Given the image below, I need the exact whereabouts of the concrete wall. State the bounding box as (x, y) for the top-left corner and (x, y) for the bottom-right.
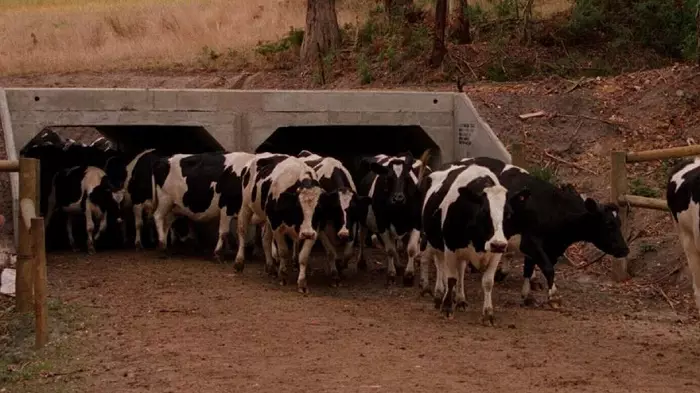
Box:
(4, 88), (509, 164)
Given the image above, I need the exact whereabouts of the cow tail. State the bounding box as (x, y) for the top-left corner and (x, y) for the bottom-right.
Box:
(417, 149), (432, 184)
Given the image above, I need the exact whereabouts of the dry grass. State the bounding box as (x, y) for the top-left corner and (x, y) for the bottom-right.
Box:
(0, 0), (573, 76)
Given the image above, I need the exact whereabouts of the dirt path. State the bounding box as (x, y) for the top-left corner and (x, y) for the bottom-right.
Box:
(5, 249), (697, 393)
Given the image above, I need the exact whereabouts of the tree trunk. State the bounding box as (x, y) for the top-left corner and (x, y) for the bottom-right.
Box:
(454, 0), (471, 44)
(431, 0), (449, 67)
(300, 0), (341, 64)
(696, 0), (700, 67)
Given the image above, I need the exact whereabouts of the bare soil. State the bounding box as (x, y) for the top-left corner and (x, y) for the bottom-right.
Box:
(3, 249), (700, 393)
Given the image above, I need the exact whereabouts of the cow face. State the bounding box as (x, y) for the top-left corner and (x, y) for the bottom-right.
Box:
(318, 188), (372, 241)
(370, 155), (417, 207)
(583, 198), (630, 258)
(277, 178), (325, 241)
(460, 183), (531, 253)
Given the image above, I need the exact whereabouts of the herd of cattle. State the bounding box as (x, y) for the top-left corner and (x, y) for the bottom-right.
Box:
(19, 128), (638, 324)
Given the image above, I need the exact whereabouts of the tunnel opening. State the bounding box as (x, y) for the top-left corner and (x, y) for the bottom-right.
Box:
(256, 125), (442, 170)
(20, 125), (224, 253)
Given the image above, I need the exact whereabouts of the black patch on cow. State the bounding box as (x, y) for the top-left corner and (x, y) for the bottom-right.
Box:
(178, 153), (227, 214)
(53, 166), (88, 209)
(152, 157), (171, 188)
(217, 162), (246, 216)
(127, 150), (164, 205)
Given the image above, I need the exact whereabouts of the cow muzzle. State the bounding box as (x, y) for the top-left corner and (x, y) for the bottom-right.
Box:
(337, 228), (350, 240)
(390, 193), (406, 205)
(299, 229), (317, 241)
(488, 240), (508, 254)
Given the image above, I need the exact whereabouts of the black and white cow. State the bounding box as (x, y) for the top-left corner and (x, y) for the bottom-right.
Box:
(45, 166), (125, 254)
(436, 156), (630, 307)
(19, 129), (65, 155)
(89, 136), (116, 152)
(420, 162), (531, 323)
(666, 157), (700, 316)
(355, 152), (430, 286)
(233, 153), (329, 293)
(293, 150), (371, 284)
(151, 151), (255, 260)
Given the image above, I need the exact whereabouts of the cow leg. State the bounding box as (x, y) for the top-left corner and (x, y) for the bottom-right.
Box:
(233, 206), (254, 272)
(357, 226), (368, 271)
(93, 213), (108, 242)
(521, 258), (537, 307)
(454, 258), (468, 311)
(433, 249), (446, 309)
(679, 228), (700, 316)
(480, 253), (503, 326)
(379, 231), (399, 286)
(292, 238), (300, 270)
(272, 231), (290, 286)
(214, 212), (233, 263)
(296, 237), (315, 294)
(261, 223), (276, 276)
(419, 244), (435, 297)
(521, 237), (559, 308)
(340, 239), (354, 276)
(318, 230), (340, 287)
(153, 195), (174, 251)
(65, 215), (78, 252)
(133, 204), (145, 250)
(403, 229), (421, 287)
(440, 250), (459, 319)
(85, 208), (97, 255)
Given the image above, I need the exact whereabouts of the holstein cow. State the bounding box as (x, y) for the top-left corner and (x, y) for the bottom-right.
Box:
(233, 153), (328, 293)
(45, 166), (125, 254)
(89, 136), (116, 152)
(441, 156), (629, 307)
(151, 151), (255, 260)
(355, 151), (430, 286)
(294, 150), (371, 284)
(420, 162), (531, 323)
(666, 157), (700, 316)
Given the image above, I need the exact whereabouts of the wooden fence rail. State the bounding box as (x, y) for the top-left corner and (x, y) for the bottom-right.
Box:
(610, 145), (700, 281)
(0, 158), (46, 349)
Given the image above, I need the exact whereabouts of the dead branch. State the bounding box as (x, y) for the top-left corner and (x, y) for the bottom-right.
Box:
(578, 230), (642, 269)
(564, 77), (590, 93)
(655, 285), (677, 313)
(518, 110), (546, 120)
(543, 150), (598, 175)
(555, 113), (622, 126)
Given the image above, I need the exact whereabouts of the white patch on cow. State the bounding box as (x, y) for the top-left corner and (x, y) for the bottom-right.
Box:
(671, 158), (700, 192)
(338, 189), (353, 233)
(503, 164), (528, 174)
(314, 157), (357, 191)
(674, 194), (700, 316)
(612, 211), (617, 218)
(392, 164), (403, 178)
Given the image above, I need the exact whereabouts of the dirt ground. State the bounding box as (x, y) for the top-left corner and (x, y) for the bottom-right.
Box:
(2, 64), (700, 392)
(2, 247), (700, 393)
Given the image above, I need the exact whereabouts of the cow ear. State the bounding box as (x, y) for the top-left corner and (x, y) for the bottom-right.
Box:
(584, 197), (599, 213)
(458, 186), (484, 205)
(369, 162), (389, 175)
(276, 191), (298, 211)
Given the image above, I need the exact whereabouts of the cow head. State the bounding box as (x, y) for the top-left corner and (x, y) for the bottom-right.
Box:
(582, 198), (630, 258)
(277, 177), (325, 241)
(460, 181), (531, 253)
(318, 187), (372, 241)
(368, 151), (431, 208)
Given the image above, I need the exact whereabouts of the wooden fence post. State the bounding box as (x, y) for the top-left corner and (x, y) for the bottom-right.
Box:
(511, 142), (526, 169)
(32, 217), (48, 349)
(16, 157), (39, 312)
(610, 151), (630, 281)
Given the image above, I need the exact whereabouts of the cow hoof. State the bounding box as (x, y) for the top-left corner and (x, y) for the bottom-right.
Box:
(298, 279), (308, 294)
(531, 281), (544, 291)
(134, 242), (143, 251)
(385, 274), (396, 287)
(87, 247), (96, 255)
(233, 261), (245, 273)
(522, 295), (536, 307)
(402, 272), (414, 287)
(442, 307), (454, 320)
(420, 287), (432, 297)
(433, 296), (442, 309)
(456, 300), (467, 311)
(482, 310), (495, 326)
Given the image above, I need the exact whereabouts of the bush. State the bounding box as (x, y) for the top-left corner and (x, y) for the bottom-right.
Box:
(565, 0), (697, 60)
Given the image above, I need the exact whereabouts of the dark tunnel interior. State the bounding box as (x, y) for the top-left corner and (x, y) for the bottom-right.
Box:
(96, 125), (225, 156)
(255, 125), (442, 169)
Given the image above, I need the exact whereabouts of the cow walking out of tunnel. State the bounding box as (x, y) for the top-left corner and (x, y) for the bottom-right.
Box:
(151, 151), (256, 260)
(420, 162), (531, 323)
(233, 153), (329, 293)
(666, 157), (700, 316)
(45, 166), (125, 254)
(283, 150), (372, 285)
(432, 156), (630, 307)
(355, 151), (431, 286)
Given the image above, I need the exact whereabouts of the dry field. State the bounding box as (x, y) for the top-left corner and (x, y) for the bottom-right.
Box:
(0, 0), (573, 75)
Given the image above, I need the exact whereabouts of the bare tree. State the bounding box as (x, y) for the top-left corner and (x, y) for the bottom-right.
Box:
(300, 0), (341, 64)
(454, 0), (471, 44)
(431, 0), (449, 67)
